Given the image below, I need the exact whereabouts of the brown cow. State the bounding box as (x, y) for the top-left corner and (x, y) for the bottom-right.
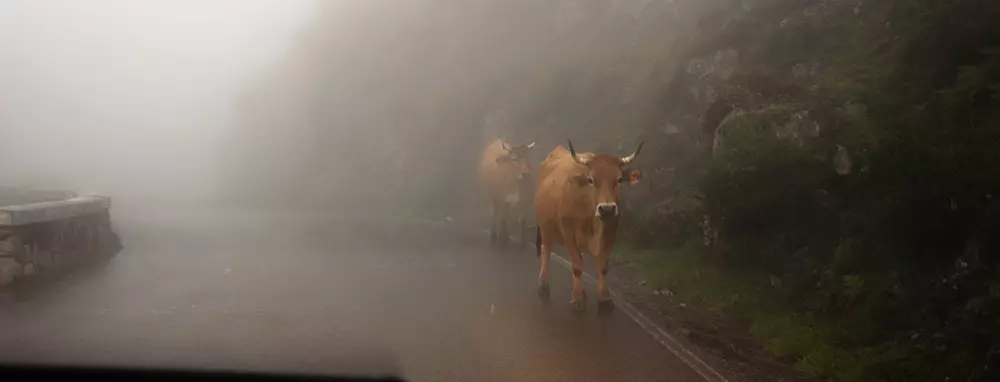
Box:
(533, 140), (643, 311)
(478, 138), (535, 247)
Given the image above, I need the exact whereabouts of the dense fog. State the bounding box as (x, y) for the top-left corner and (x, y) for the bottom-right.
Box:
(0, 0), (318, 211)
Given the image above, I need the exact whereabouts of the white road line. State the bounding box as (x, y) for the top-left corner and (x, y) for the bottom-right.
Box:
(419, 219), (729, 382)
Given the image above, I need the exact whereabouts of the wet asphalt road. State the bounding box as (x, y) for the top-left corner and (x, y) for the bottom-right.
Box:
(0, 210), (704, 382)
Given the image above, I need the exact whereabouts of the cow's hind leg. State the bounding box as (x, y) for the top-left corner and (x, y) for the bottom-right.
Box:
(537, 227), (551, 298)
(596, 253), (614, 313)
(520, 211), (531, 249)
(518, 215), (526, 248)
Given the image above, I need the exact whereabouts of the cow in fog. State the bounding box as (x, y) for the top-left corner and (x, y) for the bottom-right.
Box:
(477, 138), (535, 247)
(533, 140), (643, 311)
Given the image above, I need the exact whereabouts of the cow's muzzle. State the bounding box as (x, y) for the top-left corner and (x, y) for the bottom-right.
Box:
(596, 203), (619, 219)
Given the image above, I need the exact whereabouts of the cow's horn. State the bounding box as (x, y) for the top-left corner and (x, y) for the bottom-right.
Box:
(567, 140), (590, 165)
(525, 141), (535, 149)
(620, 141), (645, 165)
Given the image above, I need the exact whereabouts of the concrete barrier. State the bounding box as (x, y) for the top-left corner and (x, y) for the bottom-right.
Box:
(0, 190), (121, 289)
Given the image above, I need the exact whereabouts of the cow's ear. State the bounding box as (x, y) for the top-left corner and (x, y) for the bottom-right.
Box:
(625, 168), (642, 186)
(496, 156), (512, 164)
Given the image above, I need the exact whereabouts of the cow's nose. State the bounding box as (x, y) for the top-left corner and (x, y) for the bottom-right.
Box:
(596, 203), (618, 218)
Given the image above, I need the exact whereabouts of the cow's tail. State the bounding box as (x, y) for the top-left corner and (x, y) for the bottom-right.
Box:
(535, 226), (542, 257)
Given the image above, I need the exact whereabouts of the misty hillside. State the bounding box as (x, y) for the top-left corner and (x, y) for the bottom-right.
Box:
(229, 0), (1000, 380)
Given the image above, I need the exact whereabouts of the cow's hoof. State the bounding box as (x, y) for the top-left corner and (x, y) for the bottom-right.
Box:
(570, 299), (586, 312)
(598, 299), (615, 314)
(537, 284), (550, 298)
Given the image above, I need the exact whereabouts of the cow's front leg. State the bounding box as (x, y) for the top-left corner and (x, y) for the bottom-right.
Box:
(596, 252), (614, 313)
(564, 240), (587, 311)
(497, 209), (510, 247)
(489, 202), (499, 246)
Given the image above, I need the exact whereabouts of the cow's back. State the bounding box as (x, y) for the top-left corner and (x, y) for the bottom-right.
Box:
(535, 146), (572, 192)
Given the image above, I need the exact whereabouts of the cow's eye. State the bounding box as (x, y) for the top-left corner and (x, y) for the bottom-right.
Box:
(587, 176), (595, 185)
(617, 177), (625, 183)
